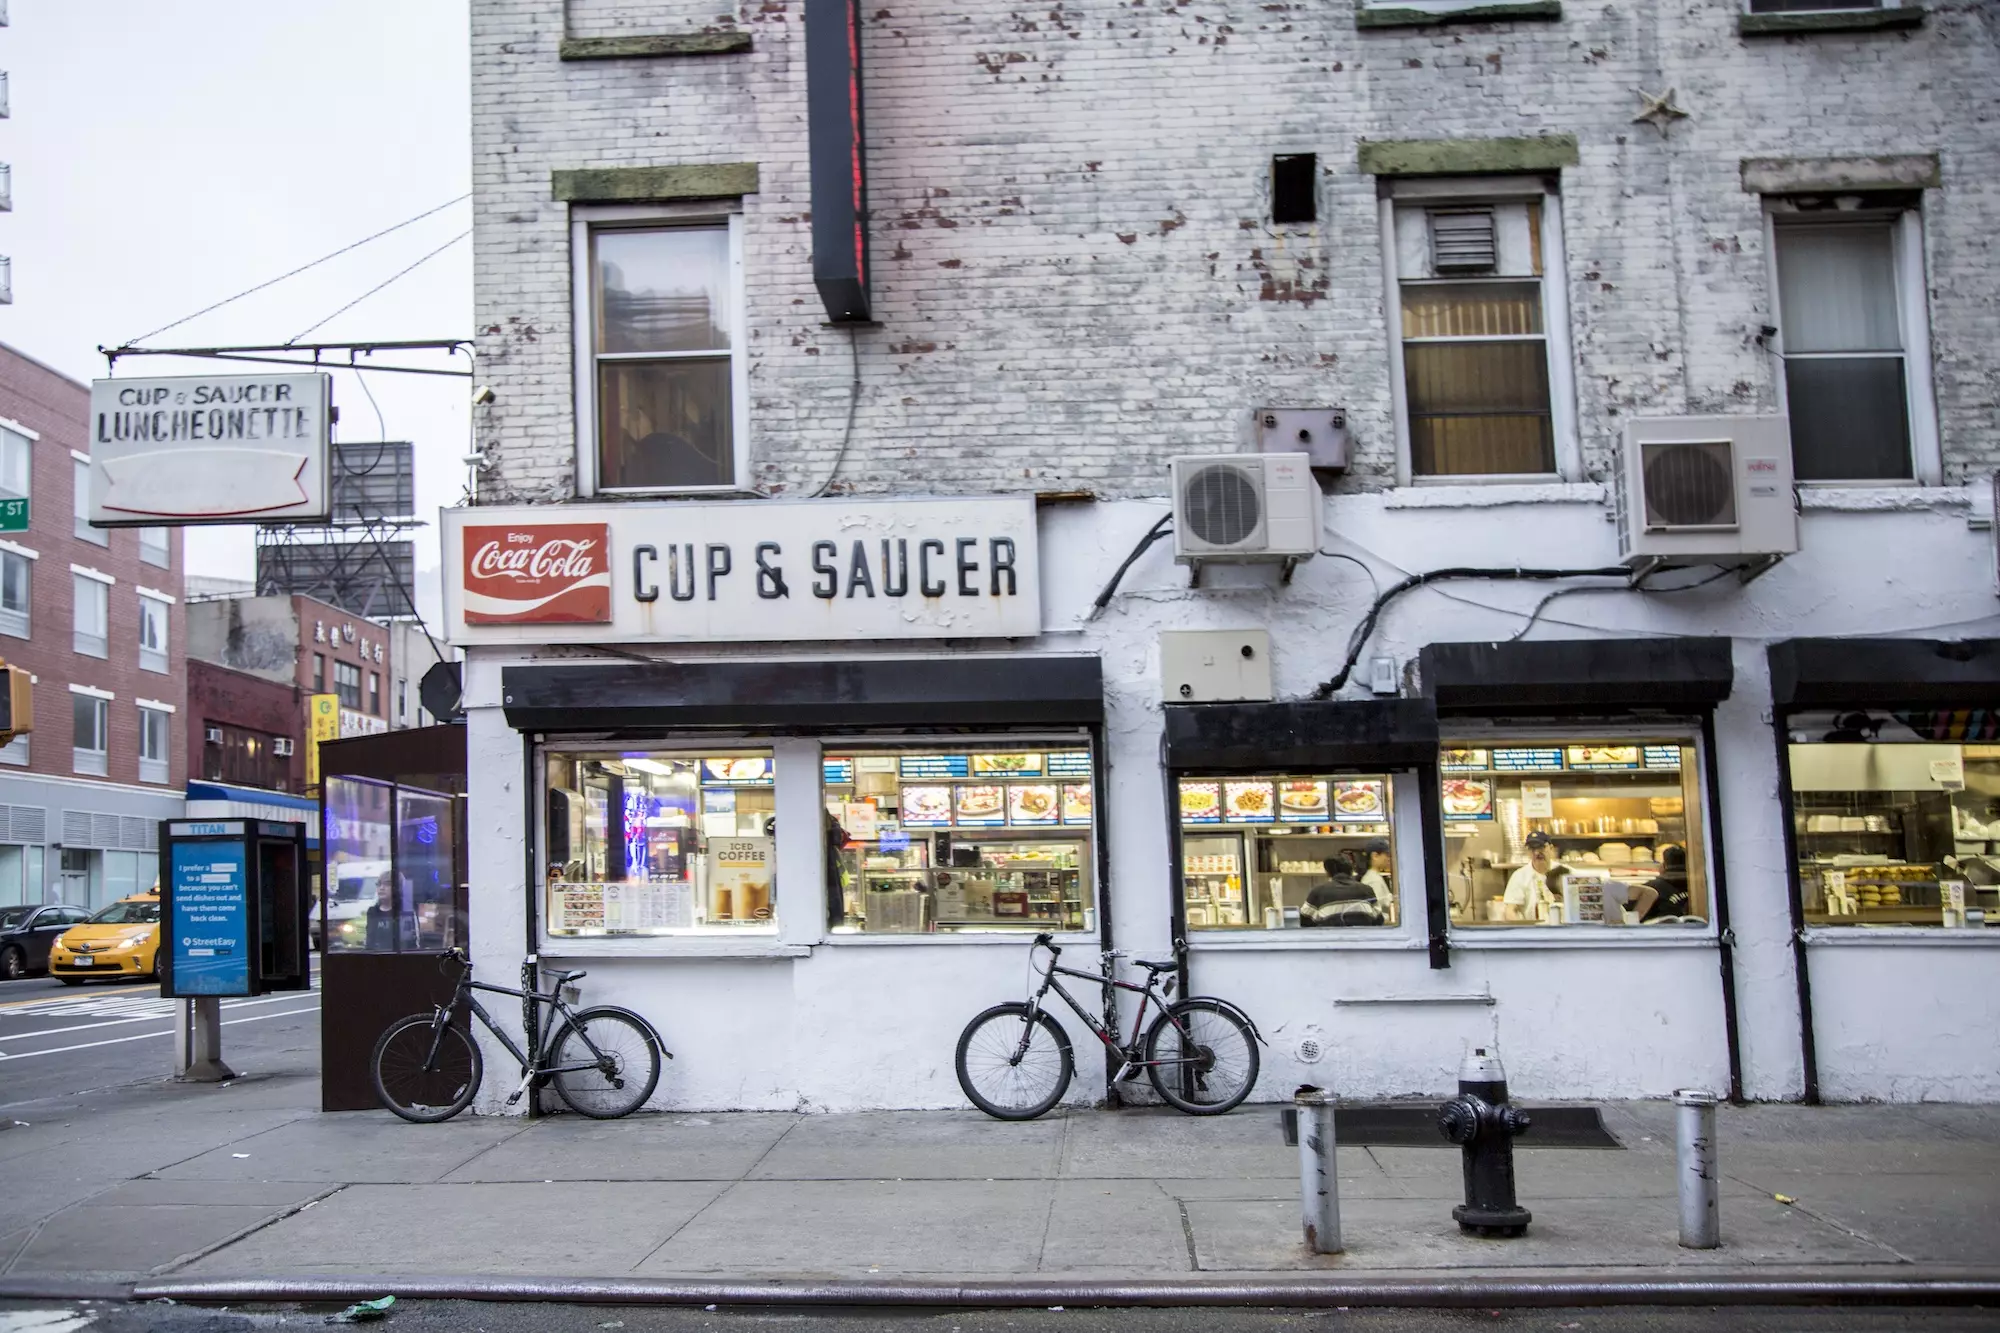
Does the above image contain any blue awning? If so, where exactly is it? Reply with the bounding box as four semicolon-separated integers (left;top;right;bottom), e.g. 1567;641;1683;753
184;782;320;847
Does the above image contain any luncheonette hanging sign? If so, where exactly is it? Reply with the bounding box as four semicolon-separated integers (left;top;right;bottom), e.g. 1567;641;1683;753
441;497;1040;644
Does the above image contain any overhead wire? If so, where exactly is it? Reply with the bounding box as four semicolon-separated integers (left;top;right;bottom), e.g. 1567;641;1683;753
289;229;471;345
124;193;470;347
810;325;865;498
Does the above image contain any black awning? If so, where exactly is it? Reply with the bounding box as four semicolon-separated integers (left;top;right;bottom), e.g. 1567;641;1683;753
1418;638;1735;714
500;655;1103;733
1163;697;1439;771
1769;638;2000;710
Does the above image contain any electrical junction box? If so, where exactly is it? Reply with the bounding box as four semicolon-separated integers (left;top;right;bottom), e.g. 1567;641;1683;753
1255;408;1348;472
1161;630;1273;704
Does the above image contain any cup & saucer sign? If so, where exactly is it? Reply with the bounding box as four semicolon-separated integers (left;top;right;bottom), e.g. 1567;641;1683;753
443;497;1041;644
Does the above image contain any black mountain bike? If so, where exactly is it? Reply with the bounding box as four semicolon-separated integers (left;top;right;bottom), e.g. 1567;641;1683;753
955;933;1262;1120
371;948;667;1123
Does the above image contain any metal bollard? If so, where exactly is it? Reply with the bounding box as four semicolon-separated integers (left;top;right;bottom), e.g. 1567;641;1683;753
1294;1086;1342;1254
1674;1088;1720;1249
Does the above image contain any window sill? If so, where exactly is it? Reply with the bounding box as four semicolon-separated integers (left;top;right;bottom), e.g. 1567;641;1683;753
821;930;1099;947
1448;925;1718;948
1385;480;1605;511
560;32;752;59
1802;926;2000;946
1739;8;1924;37
540;935;810;959
1798;483;1965;513
1358;1;1561;29
1188;932;1425;952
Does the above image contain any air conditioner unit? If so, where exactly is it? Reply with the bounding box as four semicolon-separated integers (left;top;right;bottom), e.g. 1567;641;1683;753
204;726;223;745
274;737;294;757
1171;452;1319;567
1616;416;1799;571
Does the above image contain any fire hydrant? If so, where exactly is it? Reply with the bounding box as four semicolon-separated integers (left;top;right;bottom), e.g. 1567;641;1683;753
1437;1046;1533;1237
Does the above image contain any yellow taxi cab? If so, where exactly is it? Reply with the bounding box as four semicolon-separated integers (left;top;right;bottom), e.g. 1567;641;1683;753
50;891;161;984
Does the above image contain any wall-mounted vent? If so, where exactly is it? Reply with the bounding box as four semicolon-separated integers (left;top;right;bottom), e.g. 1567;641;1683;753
1428;207;1497;273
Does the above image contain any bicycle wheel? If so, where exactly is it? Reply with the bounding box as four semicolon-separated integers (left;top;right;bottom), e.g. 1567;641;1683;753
1144;998;1259;1115
548;1007;662;1119
955;1003;1073;1121
372;1014;482;1123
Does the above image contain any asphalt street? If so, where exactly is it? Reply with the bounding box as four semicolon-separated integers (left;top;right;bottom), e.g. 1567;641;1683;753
0;969;321;1110
3;1301;1997;1332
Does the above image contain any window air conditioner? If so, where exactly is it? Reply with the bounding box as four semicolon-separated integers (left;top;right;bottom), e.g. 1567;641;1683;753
274;737;294;757
1616;415;1799;571
204;726;223;745
1170;453;1319;567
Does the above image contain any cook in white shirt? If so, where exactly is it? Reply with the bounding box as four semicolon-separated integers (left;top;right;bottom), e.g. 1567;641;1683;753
1359;836;1396;917
1502;832;1564;922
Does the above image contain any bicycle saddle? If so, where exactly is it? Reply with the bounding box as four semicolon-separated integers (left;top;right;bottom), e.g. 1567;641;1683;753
551;968;588;985
1134;957;1178;972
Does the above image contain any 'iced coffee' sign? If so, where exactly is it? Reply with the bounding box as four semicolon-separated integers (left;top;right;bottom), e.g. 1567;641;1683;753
87;373;333;526
442;497;1039;644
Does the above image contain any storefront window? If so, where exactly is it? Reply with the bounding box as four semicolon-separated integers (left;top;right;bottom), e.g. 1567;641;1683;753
324;775;394;951
1788;712;2000;929
1441;740;1709;928
544;749;776;936
825;744;1096;934
1176;773;1398;931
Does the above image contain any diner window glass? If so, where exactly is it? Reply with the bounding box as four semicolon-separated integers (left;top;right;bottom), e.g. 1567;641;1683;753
544;749;776;937
1787;712;2000;930
323;775;395;951
398;786;465;951
1176;773;1397;931
825;743;1097;935
1440;740;1710;928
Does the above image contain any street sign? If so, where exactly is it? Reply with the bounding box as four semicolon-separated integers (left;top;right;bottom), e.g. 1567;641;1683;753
305;692;339;789
0;497;25;532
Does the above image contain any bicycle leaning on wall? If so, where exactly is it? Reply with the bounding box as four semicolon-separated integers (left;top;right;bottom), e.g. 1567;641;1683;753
371;948;667;1123
955;933;1262;1120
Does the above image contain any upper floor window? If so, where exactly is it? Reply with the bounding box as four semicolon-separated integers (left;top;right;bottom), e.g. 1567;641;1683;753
73;456;107;545
0;426;29;501
1386;181;1576;481
71;691;108;777
138;594;169;673
368;671;381;716
138;705;171;785
72;570;109;658
313;652;327;693
139;527;169;567
576;216;745;493
1769;200;1936;482
335;659;362;710
0;547;28;639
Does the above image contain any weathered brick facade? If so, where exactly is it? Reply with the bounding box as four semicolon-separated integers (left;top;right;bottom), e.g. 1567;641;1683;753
186;659;303;793
470;0;1999;501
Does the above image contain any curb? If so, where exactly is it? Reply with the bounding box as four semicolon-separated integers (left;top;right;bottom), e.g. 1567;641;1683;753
3;1273;1998;1309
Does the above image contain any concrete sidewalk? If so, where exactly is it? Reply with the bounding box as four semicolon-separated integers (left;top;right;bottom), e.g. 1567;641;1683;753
1;1066;1996;1286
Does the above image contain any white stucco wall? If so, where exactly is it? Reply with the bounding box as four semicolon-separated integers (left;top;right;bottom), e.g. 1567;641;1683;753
460;487;2000;1111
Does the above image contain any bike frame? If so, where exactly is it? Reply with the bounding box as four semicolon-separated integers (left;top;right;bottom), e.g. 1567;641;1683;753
1024;942;1200;1068
424;962;620;1089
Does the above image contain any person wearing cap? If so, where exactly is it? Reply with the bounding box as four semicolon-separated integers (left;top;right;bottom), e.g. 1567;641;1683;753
1358;837;1395;919
1502;831;1566;923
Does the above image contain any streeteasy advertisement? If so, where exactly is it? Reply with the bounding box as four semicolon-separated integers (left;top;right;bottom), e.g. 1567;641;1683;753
170;842;250;996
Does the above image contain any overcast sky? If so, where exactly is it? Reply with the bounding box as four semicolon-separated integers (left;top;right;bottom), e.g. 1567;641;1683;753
3;1;471;616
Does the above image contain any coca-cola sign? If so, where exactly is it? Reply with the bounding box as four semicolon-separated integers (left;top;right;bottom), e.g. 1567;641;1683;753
461;523;613;624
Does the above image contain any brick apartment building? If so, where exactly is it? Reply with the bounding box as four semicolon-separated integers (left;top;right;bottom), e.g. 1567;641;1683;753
0;341;184;910
187;592;391;745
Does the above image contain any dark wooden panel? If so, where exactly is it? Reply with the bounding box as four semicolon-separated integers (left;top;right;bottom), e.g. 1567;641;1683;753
320;951;463;1112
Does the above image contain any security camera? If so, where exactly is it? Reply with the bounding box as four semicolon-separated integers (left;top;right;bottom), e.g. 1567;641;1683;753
472;385;496;406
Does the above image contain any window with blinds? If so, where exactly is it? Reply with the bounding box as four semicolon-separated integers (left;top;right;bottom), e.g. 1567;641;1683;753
1394;198;1556;477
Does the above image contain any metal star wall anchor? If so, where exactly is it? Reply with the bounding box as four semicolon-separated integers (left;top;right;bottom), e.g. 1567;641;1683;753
1633;86;1690;136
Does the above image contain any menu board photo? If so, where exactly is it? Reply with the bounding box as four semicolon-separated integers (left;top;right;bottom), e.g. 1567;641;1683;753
972;753;1044;777
1008;784;1060;826
1332;779;1387;822
1440;777;1494;821
955;784;1008;827
1440;748;1491;772
900;785;953;827
1566;745;1641;771
1179;781;1222;825
703;757;773;785
1223;780;1276;823
1278;779;1328;821
1062;783;1094;826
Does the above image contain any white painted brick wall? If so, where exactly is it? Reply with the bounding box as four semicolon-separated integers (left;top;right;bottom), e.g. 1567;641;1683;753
470;0;2000;503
